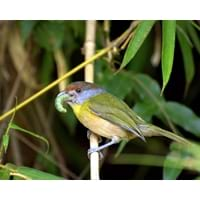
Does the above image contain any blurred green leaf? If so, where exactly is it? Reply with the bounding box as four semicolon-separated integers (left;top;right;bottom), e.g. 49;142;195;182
2;134;9;153
164;142;200;179
102;72;135;99
187;22;200;55
127;29;153;73
112;153;165;167
40;51;54;85
36;153;59;175
19;20;37;43
34;21;65;51
176;21;193;47
121;20;155;69
161;102;200;137
16;166;64;180
131;73;162;101
134;101;158;122
10;123;49;153
191;21;200;31
0;168;10;180
163;152;182;180
161;20;176;94
4;163;64;180
0;103;16;156
177;27;195;95
114;140;128;158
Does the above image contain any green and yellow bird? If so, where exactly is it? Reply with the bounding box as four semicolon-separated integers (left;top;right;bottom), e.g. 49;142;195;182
55;81;190;155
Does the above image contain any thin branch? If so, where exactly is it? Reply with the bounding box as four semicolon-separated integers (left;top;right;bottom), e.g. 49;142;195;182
54;48;68;91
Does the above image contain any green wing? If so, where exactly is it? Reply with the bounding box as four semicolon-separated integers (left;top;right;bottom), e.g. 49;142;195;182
88;92;146;141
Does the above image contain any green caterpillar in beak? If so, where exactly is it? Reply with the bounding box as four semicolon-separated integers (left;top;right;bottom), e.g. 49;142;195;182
55;91;69;113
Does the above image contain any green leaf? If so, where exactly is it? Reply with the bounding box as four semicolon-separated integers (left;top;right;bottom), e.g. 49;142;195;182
131;73;162;100
191;21;200;32
177;27;195;95
176;21;193;47
0;101;16;156
16;166;64;180
161;20;176;94
187;22;200;55
102;72;136;100
114;140;128;158
40;50;54;85
160;101;200;137
2;134;9;153
10;123;49;153
163;152;182;180
0;168;10;180
164;142;200;179
127;29;153;73
134;101;158;122
4;163;64;180
19;20;37;43
120;20;156;69
34;21;65;51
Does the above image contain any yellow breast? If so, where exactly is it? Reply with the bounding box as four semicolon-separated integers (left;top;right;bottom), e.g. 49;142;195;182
70;101;133;140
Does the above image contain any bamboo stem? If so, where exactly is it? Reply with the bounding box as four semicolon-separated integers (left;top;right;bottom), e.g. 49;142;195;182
84;20;100;180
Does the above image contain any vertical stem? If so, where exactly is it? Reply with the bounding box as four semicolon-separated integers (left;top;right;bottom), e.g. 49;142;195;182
54;48;68;91
84;20;100;180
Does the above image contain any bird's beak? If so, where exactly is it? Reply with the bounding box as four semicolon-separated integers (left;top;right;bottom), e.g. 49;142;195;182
55;91;71;113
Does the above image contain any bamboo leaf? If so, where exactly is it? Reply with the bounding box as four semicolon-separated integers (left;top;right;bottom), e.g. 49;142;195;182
177;28;195;95
191;21;200;32
16;166;64;180
0;168;10;180
4;163;64;180
2;135;9;153
160;101;200;137
19;20;37;43
10;123;49;153
163;152;182;180
120;20;155;69
187;22;200;55
161;20;176;94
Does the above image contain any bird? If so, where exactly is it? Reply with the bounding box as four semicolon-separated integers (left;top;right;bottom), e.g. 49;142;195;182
55;81;191;156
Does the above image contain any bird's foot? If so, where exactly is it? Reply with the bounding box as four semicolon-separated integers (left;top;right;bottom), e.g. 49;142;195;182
87;148;104;160
87;130;102;143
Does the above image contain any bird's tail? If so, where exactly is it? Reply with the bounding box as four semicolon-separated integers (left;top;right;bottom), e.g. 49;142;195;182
139;124;192;146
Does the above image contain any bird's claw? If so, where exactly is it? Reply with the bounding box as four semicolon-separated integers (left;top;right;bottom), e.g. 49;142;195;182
87;130;102;143
87;148;104;160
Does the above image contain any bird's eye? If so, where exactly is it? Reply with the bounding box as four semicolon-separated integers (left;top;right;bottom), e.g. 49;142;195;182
76;88;81;93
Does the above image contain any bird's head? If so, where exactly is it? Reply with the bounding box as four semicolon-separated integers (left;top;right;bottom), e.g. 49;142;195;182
55;81;105;113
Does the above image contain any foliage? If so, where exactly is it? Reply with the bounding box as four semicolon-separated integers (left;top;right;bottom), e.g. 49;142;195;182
0;20;200;180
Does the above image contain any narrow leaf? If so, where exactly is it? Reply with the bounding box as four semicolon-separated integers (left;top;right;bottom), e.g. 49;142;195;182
19;20;37;43
177;28;195;95
187;22;200;55
5;163;64;180
161;20;176;94
2;135;9;153
10;123;49;153
120;20;155;69
191;21;200;32
16;166;64;180
114;140;128;158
